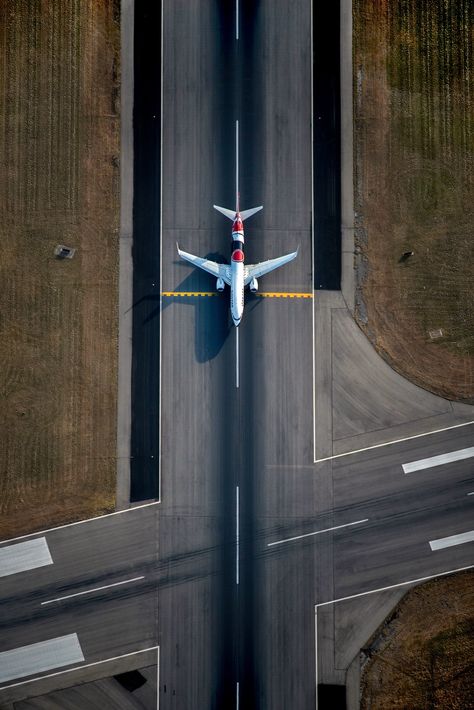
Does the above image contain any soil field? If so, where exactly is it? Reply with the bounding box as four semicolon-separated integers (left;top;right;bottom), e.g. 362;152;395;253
353;0;474;402
360;571;474;709
0;0;120;538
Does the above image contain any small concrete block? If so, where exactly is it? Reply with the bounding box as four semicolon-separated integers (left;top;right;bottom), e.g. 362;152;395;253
54;244;76;259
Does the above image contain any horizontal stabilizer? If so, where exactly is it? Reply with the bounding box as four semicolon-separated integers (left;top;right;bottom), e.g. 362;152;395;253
213;205;236;221
240;206;263;221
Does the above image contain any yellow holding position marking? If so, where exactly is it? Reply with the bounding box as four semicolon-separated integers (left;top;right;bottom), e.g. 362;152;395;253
161;291;313;299
256;292;313;298
161;292;217;297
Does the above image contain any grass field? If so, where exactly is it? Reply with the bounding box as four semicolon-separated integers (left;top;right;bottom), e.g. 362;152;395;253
0;0;120;538
354;0;473;402
360;571;474;709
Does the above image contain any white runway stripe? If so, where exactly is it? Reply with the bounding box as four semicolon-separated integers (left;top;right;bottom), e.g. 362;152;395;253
41;576;145;605
403;447;474;474
268;519;368;547
429;530;474;551
0;538;53;578
0;634;84;683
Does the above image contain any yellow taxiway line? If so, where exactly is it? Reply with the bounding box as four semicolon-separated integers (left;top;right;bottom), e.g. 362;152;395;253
161;292;313;299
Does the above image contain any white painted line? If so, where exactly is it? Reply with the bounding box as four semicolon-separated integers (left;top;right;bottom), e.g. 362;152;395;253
235;119;239;208
41;576;145;605
0;634;84;684
236;680;240;709
314;607;319;710
314;420;474;464
316;562;474;609
310;0;316;466
429;530;474;551
235;0;239;40
0;500;160;547
468;492;474;496
267;519;368;547
236;486;240;585
158;0;164;506
236;326;240;388
0;645;160;692
156;647;160;710
403;446;474;474
0;538;53;578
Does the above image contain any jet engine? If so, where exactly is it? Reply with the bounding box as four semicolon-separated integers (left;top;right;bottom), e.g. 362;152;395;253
216;277;225;292
249;277;258;293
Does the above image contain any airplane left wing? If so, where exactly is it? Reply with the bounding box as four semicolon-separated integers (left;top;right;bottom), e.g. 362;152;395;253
177;245;231;285
244;249;298;285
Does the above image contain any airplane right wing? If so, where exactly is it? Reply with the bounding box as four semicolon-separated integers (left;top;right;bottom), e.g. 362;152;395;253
244;249;298;285
177;244;231;285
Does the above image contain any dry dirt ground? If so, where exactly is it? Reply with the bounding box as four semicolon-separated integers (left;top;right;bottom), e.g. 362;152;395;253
353;0;473;402
0;1;120;538
360;571;474;709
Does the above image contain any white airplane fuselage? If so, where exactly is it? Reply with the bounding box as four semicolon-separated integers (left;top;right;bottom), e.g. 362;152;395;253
230;214;245;326
176;202;297;327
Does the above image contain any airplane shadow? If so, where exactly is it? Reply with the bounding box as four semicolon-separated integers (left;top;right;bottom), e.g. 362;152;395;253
133;253;233;362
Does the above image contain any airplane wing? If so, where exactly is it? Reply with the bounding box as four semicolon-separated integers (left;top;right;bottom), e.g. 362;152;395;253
244;249;298;285
177;245;231;285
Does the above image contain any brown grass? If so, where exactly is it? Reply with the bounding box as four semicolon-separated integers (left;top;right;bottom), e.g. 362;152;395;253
360;571;474;709
354;0;474;402
0;0;120;538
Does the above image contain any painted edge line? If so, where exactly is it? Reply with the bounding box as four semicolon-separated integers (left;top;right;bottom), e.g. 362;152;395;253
0;501;160;547
156;647;160;710
158;0;164;507
315;563;474;609
314;420;474;464
41;576;145;605
267;519;368;547
0;646;160;692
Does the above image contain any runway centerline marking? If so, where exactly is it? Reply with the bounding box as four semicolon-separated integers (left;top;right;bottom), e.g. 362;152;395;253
468;492;474;496
236;327;240;389
314;420;474;464
236;486;240;584
267;518;368;547
41;576;145;605
402;446;474;474
429;530;474;551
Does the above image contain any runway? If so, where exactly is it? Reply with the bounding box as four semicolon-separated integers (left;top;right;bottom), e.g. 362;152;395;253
0;2;473;709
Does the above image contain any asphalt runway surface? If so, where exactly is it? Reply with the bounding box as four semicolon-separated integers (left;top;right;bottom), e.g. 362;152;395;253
0;2;473;709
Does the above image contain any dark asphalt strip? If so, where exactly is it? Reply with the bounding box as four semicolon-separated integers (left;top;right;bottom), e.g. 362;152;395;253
130;0;162;501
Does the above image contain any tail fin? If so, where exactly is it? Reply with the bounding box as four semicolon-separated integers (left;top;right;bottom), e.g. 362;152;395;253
240;206;263;221
213;205;236;220
213;204;263;221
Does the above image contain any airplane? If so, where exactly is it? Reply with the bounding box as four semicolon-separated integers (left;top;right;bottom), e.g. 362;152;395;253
176;200;298;326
